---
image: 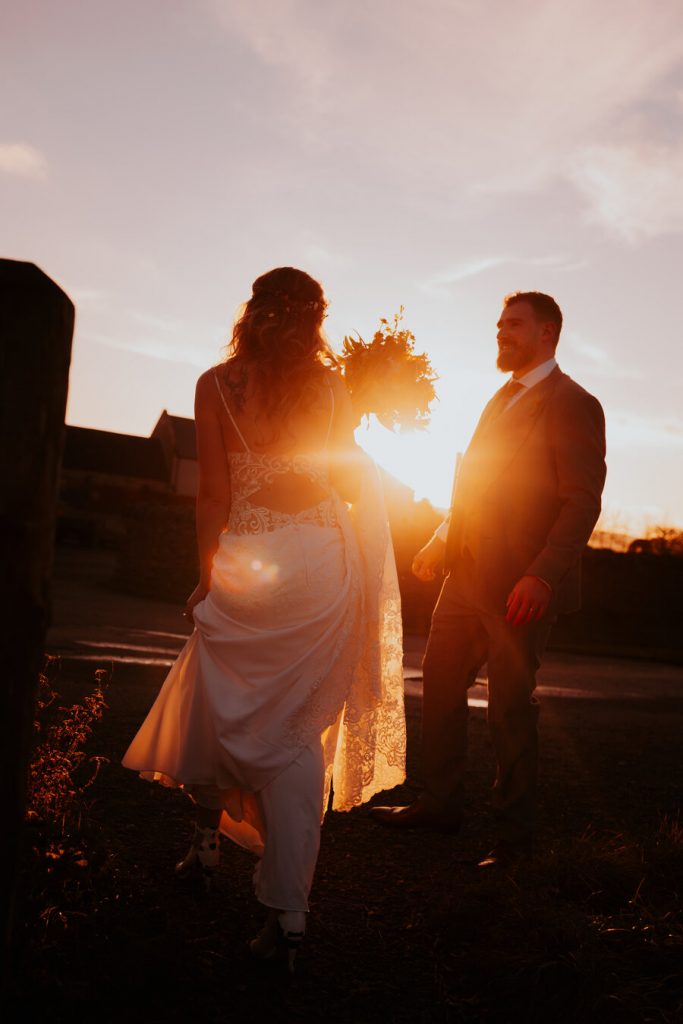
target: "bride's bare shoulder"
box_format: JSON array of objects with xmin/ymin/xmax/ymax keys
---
[
  {"xmin": 196, "ymin": 367, "xmax": 217, "ymax": 393},
  {"xmin": 195, "ymin": 366, "xmax": 228, "ymax": 413}
]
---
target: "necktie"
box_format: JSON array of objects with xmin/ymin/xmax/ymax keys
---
[
  {"xmin": 488, "ymin": 379, "xmax": 525, "ymax": 423},
  {"xmin": 503, "ymin": 378, "xmax": 525, "ymax": 401}
]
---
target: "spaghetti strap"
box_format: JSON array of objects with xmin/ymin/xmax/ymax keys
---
[
  {"xmin": 324, "ymin": 386, "xmax": 335, "ymax": 448},
  {"xmin": 213, "ymin": 368, "xmax": 250, "ymax": 452}
]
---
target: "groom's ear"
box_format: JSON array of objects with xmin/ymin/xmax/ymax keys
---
[{"xmin": 540, "ymin": 320, "xmax": 559, "ymax": 347}]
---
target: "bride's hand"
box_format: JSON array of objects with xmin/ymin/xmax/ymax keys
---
[{"xmin": 184, "ymin": 581, "xmax": 209, "ymax": 624}]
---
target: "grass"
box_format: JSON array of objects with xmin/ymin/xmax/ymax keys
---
[
  {"xmin": 10, "ymin": 660, "xmax": 683, "ymax": 1023},
  {"xmin": 429, "ymin": 821, "xmax": 683, "ymax": 1022}
]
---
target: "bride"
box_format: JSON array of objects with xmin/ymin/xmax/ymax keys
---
[{"xmin": 122, "ymin": 267, "xmax": 405, "ymax": 969}]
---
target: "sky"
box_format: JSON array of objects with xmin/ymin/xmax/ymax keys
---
[{"xmin": 3, "ymin": 0, "xmax": 683, "ymax": 532}]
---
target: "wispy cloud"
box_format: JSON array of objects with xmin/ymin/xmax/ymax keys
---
[
  {"xmin": 428, "ymin": 257, "xmax": 508, "ymax": 287},
  {"xmin": 302, "ymin": 241, "xmax": 351, "ymax": 269},
  {"xmin": 608, "ymin": 410, "xmax": 683, "ymax": 449},
  {"xmin": 88, "ymin": 329, "xmax": 209, "ymax": 369},
  {"xmin": 0, "ymin": 142, "xmax": 47, "ymax": 179},
  {"xmin": 74, "ymin": 295, "xmax": 208, "ymax": 368},
  {"xmin": 566, "ymin": 335, "xmax": 611, "ymax": 366},
  {"xmin": 68, "ymin": 286, "xmax": 111, "ymax": 308},
  {"xmin": 562, "ymin": 331, "xmax": 641, "ymax": 381},
  {"xmin": 425, "ymin": 253, "xmax": 584, "ymax": 290},
  {"xmin": 570, "ymin": 142, "xmax": 683, "ymax": 242},
  {"xmin": 212, "ymin": 0, "xmax": 334, "ymax": 95},
  {"xmin": 130, "ymin": 310, "xmax": 183, "ymax": 334},
  {"xmin": 213, "ymin": 0, "xmax": 683, "ymax": 217}
]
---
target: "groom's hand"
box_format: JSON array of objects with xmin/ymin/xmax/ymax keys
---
[
  {"xmin": 506, "ymin": 575, "xmax": 552, "ymax": 626},
  {"xmin": 412, "ymin": 536, "xmax": 445, "ymax": 582}
]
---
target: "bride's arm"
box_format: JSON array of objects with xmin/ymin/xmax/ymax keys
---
[
  {"xmin": 327, "ymin": 373, "xmax": 366, "ymax": 503},
  {"xmin": 193, "ymin": 370, "xmax": 231, "ymax": 591}
]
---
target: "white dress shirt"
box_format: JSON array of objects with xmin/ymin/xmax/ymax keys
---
[
  {"xmin": 504, "ymin": 356, "xmax": 557, "ymax": 411},
  {"xmin": 433, "ymin": 358, "xmax": 559, "ymax": 544}
]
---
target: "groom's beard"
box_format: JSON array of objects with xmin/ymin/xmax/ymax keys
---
[{"xmin": 496, "ymin": 340, "xmax": 535, "ymax": 372}]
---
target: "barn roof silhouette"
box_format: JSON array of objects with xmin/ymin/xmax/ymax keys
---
[{"xmin": 63, "ymin": 425, "xmax": 168, "ymax": 482}]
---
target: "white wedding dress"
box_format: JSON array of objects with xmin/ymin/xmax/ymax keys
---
[{"xmin": 122, "ymin": 378, "xmax": 405, "ymax": 911}]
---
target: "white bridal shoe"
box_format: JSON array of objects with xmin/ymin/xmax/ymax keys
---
[
  {"xmin": 174, "ymin": 824, "xmax": 220, "ymax": 888},
  {"xmin": 249, "ymin": 909, "xmax": 306, "ymax": 973}
]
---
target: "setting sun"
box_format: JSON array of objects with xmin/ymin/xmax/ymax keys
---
[{"xmin": 357, "ymin": 405, "xmax": 467, "ymax": 510}]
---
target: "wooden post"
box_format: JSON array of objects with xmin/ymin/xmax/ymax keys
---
[{"xmin": 0, "ymin": 260, "xmax": 74, "ymax": 970}]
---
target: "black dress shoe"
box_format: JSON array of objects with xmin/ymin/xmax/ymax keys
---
[
  {"xmin": 370, "ymin": 802, "xmax": 462, "ymax": 834},
  {"xmin": 477, "ymin": 838, "xmax": 533, "ymax": 870}
]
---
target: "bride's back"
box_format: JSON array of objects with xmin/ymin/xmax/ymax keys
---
[
  {"xmin": 201, "ymin": 266, "xmax": 356, "ymax": 518},
  {"xmin": 213, "ymin": 363, "xmax": 337, "ymax": 516}
]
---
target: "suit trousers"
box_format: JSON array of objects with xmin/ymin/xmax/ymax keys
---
[{"xmin": 420, "ymin": 558, "xmax": 553, "ymax": 841}]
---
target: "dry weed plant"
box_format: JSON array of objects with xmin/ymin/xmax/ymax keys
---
[{"xmin": 24, "ymin": 657, "xmax": 110, "ymax": 936}]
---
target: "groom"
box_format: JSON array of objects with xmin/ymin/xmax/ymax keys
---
[{"xmin": 372, "ymin": 292, "xmax": 606, "ymax": 867}]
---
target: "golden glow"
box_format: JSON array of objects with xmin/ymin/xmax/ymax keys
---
[
  {"xmin": 10, "ymin": 4, "xmax": 682, "ymax": 535},
  {"xmin": 355, "ymin": 368, "xmax": 495, "ymax": 508}
]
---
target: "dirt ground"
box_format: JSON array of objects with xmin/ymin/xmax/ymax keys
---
[{"xmin": 9, "ymin": 552, "xmax": 683, "ymax": 1023}]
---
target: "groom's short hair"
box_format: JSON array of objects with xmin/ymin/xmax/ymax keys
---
[{"xmin": 504, "ymin": 291, "xmax": 563, "ymax": 343}]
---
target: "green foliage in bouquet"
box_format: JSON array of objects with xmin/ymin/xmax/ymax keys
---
[{"xmin": 340, "ymin": 308, "xmax": 437, "ymax": 431}]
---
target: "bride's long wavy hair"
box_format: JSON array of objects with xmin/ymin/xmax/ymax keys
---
[{"xmin": 222, "ymin": 267, "xmax": 337, "ymax": 426}]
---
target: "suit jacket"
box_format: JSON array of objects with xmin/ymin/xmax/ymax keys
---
[{"xmin": 444, "ymin": 367, "xmax": 606, "ymax": 615}]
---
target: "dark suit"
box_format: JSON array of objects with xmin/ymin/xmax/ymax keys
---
[{"xmin": 422, "ymin": 367, "xmax": 606, "ymax": 839}]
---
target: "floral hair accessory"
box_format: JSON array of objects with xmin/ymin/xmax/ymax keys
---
[
  {"xmin": 340, "ymin": 308, "xmax": 437, "ymax": 431},
  {"xmin": 259, "ymin": 291, "xmax": 326, "ymax": 317}
]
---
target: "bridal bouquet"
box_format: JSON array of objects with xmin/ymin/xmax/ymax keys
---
[{"xmin": 340, "ymin": 308, "xmax": 437, "ymax": 431}]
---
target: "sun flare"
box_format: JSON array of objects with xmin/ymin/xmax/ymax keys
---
[{"xmin": 354, "ymin": 363, "xmax": 499, "ymax": 509}]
